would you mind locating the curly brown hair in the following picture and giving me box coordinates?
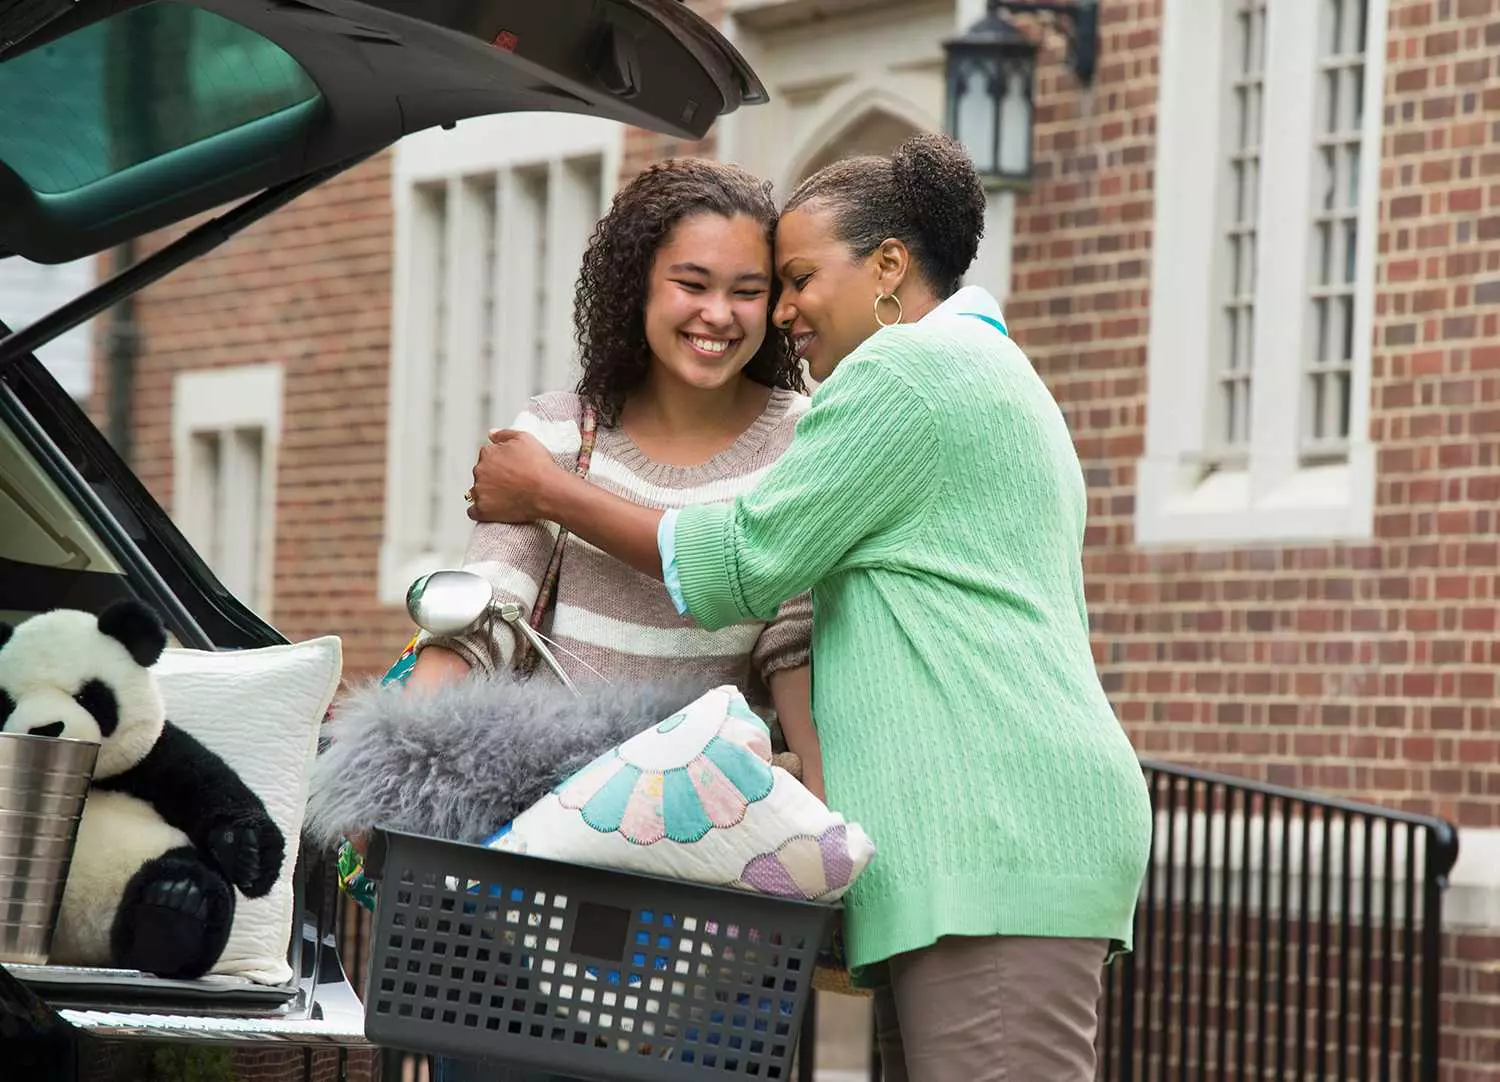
[784,132,986,297]
[574,158,804,426]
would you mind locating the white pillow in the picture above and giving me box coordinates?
[489,685,874,903]
[151,636,342,985]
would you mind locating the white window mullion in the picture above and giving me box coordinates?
[549,157,605,391]
[1247,0,1321,501]
[1207,0,1266,467]
[210,432,233,591]
[403,183,447,563]
[438,175,488,558]
[1302,0,1376,464]
[218,427,264,610]
[242,426,270,615]
[1137,0,1233,533]
[381,186,425,580]
[542,159,577,392]
[187,431,221,570]
[475,175,500,436]
[495,167,546,426]
[527,169,552,396]
[1344,0,1388,480]
[489,170,532,429]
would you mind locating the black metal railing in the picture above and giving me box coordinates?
[1099,760,1460,1082]
[337,759,1460,1082]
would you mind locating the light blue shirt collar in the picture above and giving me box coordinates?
[921,284,1007,331]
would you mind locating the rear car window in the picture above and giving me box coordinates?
[0,1,319,194]
[0,402,127,625]
[2,356,279,648]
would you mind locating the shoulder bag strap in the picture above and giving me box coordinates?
[513,403,598,675]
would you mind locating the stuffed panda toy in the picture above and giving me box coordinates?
[0,599,284,980]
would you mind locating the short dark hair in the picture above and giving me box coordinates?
[575,158,804,426]
[784,133,987,297]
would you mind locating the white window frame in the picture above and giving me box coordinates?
[0,257,97,400]
[171,364,283,617]
[1136,0,1387,546]
[379,114,621,604]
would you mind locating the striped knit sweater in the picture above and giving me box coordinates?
[422,389,812,699]
[670,288,1154,978]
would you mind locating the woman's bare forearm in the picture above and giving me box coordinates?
[541,473,666,580]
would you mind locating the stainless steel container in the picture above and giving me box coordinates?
[0,731,98,965]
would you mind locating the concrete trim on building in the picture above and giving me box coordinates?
[380,115,622,604]
[1135,0,1387,547]
[171,363,284,618]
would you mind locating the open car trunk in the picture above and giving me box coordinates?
[0,0,768,1073]
[0,0,765,264]
[0,329,358,1077]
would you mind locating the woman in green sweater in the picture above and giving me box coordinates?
[465,133,1153,1081]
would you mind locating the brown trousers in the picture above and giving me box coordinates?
[872,935,1108,1082]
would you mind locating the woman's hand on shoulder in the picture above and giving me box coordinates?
[469,429,566,523]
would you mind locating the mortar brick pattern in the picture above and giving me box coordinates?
[90,153,414,677]
[1002,0,1500,825]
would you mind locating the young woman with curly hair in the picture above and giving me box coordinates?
[407,157,822,793]
[397,159,821,1082]
[466,133,1154,1081]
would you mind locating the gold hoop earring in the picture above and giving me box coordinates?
[874,292,903,328]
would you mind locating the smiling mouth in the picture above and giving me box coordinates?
[789,332,815,359]
[684,333,736,357]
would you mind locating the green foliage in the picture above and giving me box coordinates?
[143,1045,238,1082]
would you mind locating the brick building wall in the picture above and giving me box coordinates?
[997,2,1499,1075]
[1004,0,1499,817]
[91,152,414,677]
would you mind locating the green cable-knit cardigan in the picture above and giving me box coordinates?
[670,291,1153,982]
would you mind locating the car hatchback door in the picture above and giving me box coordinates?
[0,0,766,266]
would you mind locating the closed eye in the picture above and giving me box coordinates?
[671,279,706,292]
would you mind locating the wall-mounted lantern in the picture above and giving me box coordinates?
[943,0,1100,189]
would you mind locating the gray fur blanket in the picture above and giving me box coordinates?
[304,673,714,847]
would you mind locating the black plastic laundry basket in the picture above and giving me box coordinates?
[362,829,837,1081]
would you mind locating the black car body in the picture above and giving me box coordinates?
[0,1,765,1075]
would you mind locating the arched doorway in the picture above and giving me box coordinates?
[780,97,1010,309]
[793,107,923,184]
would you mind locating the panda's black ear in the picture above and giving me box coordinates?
[0,623,12,652]
[97,600,168,668]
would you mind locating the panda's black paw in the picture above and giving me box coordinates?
[142,875,212,921]
[208,812,285,899]
[113,849,235,980]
